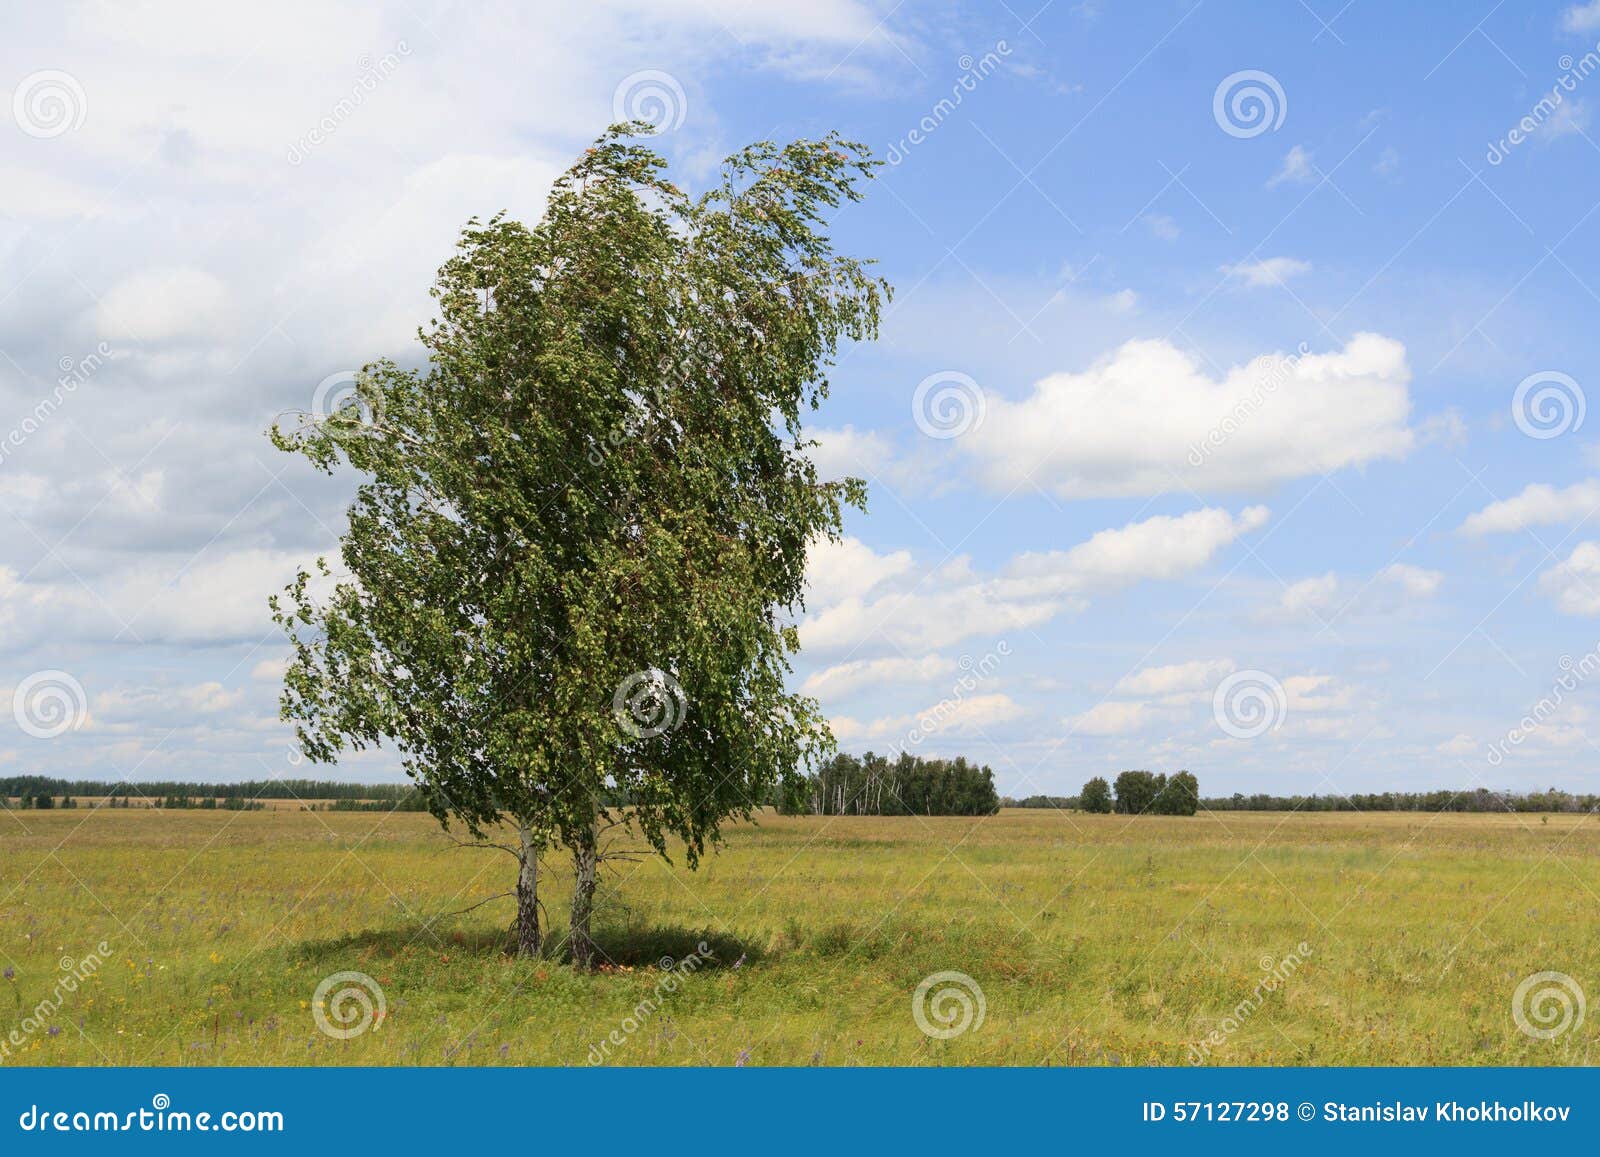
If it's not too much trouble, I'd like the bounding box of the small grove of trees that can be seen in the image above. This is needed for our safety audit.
[1112,770,1198,815]
[1079,776,1113,814]
[777,752,1000,816]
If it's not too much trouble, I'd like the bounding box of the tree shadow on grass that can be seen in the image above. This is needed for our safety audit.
[292,922,761,970]
[586,923,755,970]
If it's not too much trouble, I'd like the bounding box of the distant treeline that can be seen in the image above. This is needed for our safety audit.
[1199,788,1600,813]
[0,776,428,810]
[777,752,1001,816]
[1003,782,1600,814]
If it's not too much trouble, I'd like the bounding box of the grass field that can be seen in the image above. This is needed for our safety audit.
[1,805,1597,1066]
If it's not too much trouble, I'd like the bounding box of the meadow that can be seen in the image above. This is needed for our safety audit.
[1,804,1596,1066]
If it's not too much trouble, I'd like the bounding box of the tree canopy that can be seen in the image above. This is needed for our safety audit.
[269,124,889,959]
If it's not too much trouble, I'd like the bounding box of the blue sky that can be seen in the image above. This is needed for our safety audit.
[6,0,1600,798]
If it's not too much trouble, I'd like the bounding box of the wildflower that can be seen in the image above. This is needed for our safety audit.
[2,967,13,981]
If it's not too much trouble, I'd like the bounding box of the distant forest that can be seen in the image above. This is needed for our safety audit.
[1005,784,1600,814]
[6,774,1596,817]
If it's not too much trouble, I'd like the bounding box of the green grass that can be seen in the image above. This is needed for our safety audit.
[1,805,1596,1065]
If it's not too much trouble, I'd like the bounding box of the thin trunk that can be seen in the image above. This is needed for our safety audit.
[569,817,599,970]
[515,823,541,958]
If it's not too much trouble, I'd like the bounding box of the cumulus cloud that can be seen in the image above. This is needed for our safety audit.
[1540,542,1600,614]
[961,334,1413,497]
[831,692,1024,745]
[1221,257,1311,287]
[1067,700,1150,736]
[1268,145,1316,187]
[1274,563,1442,619]
[801,507,1268,652]
[1114,657,1236,698]
[800,654,956,699]
[1565,1,1600,33]
[1460,479,1600,535]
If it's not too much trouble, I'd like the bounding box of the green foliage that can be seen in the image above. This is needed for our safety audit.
[1157,770,1199,816]
[268,124,889,871]
[1079,775,1113,814]
[1113,770,1161,815]
[778,751,1001,816]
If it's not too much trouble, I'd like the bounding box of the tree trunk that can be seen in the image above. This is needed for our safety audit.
[568,822,599,970]
[515,823,541,958]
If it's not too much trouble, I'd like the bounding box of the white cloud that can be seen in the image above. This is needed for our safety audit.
[804,536,915,611]
[801,654,956,698]
[1115,657,1236,698]
[1284,674,1357,713]
[802,507,1268,652]
[1275,564,1441,619]
[1268,145,1315,187]
[1068,700,1148,735]
[1437,733,1477,756]
[831,691,1024,744]
[1460,479,1600,535]
[1143,214,1180,241]
[963,334,1413,497]
[1540,542,1600,614]
[1564,2,1600,34]
[1005,506,1270,595]
[92,268,230,344]
[1221,257,1311,287]
[1383,563,1444,598]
